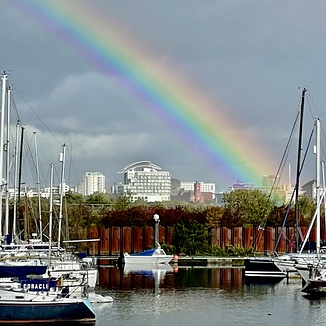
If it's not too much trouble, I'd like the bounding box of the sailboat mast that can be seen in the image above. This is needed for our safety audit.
[0,72,8,241]
[48,163,54,266]
[17,126,24,232]
[315,117,321,254]
[12,120,20,240]
[294,88,306,251]
[322,161,326,231]
[5,87,11,239]
[57,144,66,250]
[34,131,43,241]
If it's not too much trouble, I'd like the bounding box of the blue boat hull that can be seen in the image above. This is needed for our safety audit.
[0,299,96,324]
[0,265,47,278]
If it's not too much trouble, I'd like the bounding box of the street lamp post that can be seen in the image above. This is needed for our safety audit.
[153,214,160,249]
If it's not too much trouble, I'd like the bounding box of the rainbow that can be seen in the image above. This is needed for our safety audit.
[9,0,277,187]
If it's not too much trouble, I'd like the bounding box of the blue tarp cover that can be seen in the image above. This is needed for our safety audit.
[131,248,156,256]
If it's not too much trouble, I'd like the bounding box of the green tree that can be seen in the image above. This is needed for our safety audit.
[85,193,109,205]
[172,220,210,255]
[64,191,85,204]
[113,194,132,211]
[221,189,273,227]
[297,195,317,227]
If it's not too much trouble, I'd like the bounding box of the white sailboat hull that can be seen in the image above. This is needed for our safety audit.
[123,248,173,265]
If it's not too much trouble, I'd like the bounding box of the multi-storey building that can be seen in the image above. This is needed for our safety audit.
[78,172,106,196]
[262,174,279,188]
[175,181,216,203]
[115,161,171,202]
[228,180,255,191]
[180,181,216,195]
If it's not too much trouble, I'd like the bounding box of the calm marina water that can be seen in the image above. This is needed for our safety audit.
[91,266,326,326]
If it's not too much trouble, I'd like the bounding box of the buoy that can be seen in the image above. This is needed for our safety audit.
[173,254,179,261]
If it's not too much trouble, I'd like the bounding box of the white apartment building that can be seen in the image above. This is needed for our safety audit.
[43,183,70,198]
[7,183,70,199]
[115,161,171,202]
[78,172,106,196]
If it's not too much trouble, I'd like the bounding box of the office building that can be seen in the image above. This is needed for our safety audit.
[171,180,216,203]
[180,181,215,195]
[115,161,171,202]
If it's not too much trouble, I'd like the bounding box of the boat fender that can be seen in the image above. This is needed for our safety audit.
[56,276,63,287]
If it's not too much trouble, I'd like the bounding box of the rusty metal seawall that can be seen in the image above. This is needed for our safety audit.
[88,226,320,256]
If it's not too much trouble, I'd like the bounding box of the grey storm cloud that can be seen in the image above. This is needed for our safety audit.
[0,0,325,190]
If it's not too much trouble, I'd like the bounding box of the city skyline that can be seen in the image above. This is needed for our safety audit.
[17,155,317,195]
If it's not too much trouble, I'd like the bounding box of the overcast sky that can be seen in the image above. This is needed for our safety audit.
[1,0,326,192]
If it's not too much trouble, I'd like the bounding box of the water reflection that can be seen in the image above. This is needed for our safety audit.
[124,263,174,294]
[97,264,252,293]
[94,265,301,326]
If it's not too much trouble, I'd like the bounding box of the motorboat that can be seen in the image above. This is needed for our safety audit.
[123,247,173,265]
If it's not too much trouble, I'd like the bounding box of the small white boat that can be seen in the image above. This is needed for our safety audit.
[123,247,173,265]
[120,214,174,266]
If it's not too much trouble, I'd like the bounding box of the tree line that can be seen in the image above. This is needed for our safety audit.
[11,189,319,255]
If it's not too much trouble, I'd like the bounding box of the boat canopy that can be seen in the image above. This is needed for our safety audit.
[131,248,156,256]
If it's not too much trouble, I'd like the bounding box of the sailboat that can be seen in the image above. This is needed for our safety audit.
[0,73,97,323]
[244,88,318,279]
[0,73,98,293]
[120,214,173,265]
[299,249,326,296]
[0,257,47,278]
[295,117,326,296]
[34,159,98,289]
[42,152,98,289]
[0,274,96,324]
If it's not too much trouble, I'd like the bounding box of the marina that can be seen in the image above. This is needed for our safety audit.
[1,2,326,325]
[92,265,326,326]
